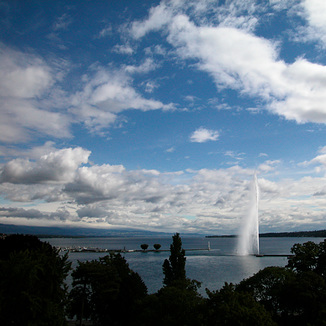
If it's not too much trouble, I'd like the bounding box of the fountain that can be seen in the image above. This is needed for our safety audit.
[237,173,260,255]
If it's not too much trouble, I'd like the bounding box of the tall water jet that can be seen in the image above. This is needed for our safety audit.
[237,173,260,255]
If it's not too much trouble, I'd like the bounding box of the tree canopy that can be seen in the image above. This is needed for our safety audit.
[68,253,147,326]
[3,234,326,325]
[0,234,71,326]
[162,233,187,287]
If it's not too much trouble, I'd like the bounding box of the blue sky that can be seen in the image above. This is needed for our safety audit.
[1,0,326,234]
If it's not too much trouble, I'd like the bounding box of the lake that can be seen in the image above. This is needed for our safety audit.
[44,236,325,295]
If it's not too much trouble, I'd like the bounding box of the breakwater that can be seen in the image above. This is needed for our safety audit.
[58,246,210,253]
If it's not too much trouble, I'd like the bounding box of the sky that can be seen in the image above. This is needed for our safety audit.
[1,0,326,235]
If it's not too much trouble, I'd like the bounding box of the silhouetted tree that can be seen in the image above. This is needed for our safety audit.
[0,234,71,326]
[287,241,320,273]
[205,283,276,326]
[237,240,326,325]
[141,243,149,251]
[163,233,187,287]
[237,266,295,321]
[153,243,161,251]
[286,239,326,278]
[68,253,147,326]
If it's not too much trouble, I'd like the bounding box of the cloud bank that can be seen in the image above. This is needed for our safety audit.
[1,145,326,233]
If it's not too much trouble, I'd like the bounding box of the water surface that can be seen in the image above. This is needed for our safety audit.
[45,236,324,295]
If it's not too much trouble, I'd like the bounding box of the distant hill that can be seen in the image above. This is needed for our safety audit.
[206,230,326,238]
[2,223,325,239]
[0,223,173,238]
[259,230,326,238]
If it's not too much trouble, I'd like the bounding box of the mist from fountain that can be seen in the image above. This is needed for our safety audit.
[237,173,260,256]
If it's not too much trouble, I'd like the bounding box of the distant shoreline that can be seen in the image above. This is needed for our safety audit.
[206,230,326,238]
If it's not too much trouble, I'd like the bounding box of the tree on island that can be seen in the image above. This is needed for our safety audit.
[153,243,161,251]
[141,243,149,251]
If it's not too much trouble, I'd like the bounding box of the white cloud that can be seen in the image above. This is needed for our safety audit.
[190,127,219,143]
[0,147,90,184]
[130,2,326,125]
[52,13,72,31]
[113,44,134,55]
[166,147,175,153]
[258,160,281,173]
[0,44,72,143]
[71,66,175,134]
[97,26,112,38]
[1,144,326,232]
[0,45,53,99]
[123,58,157,74]
[131,2,174,39]
[0,41,175,142]
[300,0,326,47]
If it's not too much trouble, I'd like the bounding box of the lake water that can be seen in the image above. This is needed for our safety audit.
[44,236,325,295]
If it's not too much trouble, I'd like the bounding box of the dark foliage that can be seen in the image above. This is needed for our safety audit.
[138,233,203,325]
[287,240,326,277]
[163,233,187,287]
[205,283,276,326]
[137,282,205,326]
[136,233,204,325]
[153,243,161,250]
[238,240,326,325]
[68,253,147,326]
[141,243,149,251]
[4,233,326,326]
[0,234,71,326]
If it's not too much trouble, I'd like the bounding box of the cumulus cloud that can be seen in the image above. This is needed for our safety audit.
[299,0,326,47]
[1,145,326,232]
[113,44,134,55]
[0,41,176,142]
[131,1,174,39]
[258,160,281,173]
[0,147,90,184]
[71,66,175,134]
[190,127,219,143]
[0,44,72,143]
[130,1,326,125]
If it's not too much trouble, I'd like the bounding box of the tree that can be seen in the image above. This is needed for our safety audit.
[68,253,147,326]
[136,233,203,325]
[153,243,161,251]
[237,241,326,325]
[141,243,149,251]
[162,233,187,287]
[0,234,71,326]
[287,239,326,277]
[287,241,320,273]
[205,283,276,326]
[237,266,295,321]
[137,282,205,326]
[277,271,326,325]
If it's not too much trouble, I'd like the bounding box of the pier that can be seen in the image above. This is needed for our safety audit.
[255,254,293,257]
[57,246,210,253]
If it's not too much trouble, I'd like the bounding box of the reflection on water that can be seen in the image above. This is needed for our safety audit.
[238,255,262,280]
